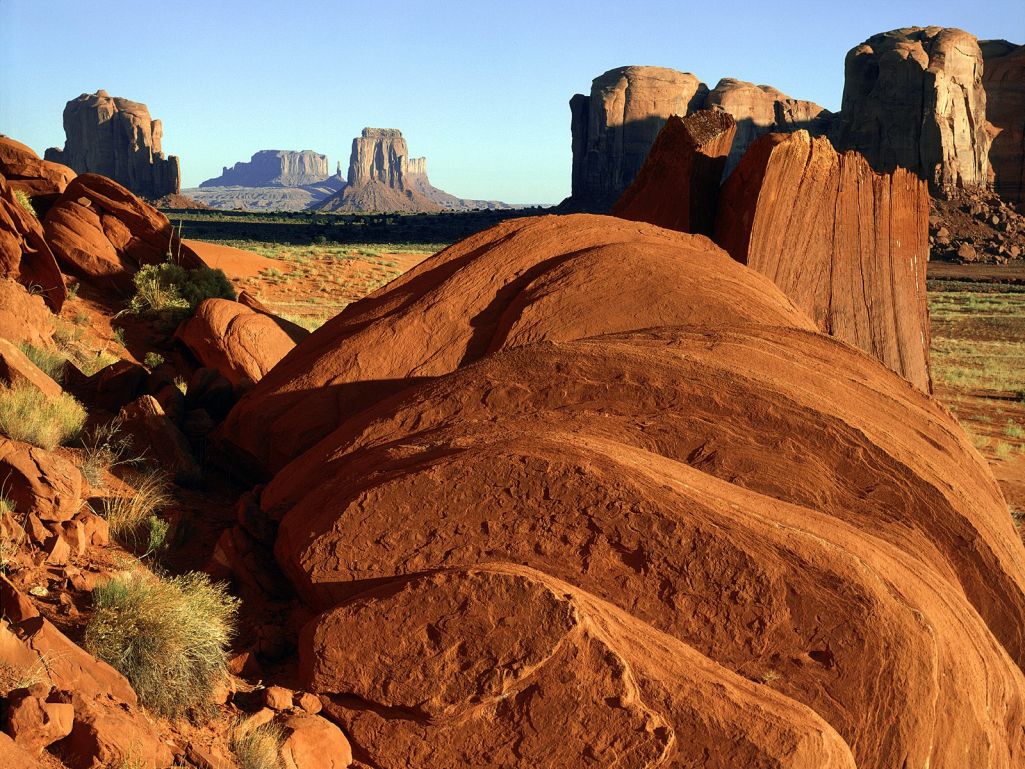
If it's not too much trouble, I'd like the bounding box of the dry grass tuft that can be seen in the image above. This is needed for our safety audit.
[84,569,239,719]
[230,719,285,769]
[0,383,86,450]
[101,470,171,548]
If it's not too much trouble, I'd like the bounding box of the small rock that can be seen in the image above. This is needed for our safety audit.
[957,242,978,262]
[27,585,48,598]
[263,685,293,711]
[4,691,74,753]
[278,713,352,769]
[295,692,322,715]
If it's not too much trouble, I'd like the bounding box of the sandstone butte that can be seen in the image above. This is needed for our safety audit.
[612,109,737,234]
[204,213,1025,767]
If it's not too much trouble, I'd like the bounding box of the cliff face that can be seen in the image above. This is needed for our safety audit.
[835,27,992,193]
[567,67,832,210]
[44,91,180,200]
[347,128,410,189]
[981,40,1025,206]
[200,150,331,188]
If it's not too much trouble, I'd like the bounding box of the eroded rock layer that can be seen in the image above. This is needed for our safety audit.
[44,91,180,200]
[240,215,1025,768]
[715,130,931,392]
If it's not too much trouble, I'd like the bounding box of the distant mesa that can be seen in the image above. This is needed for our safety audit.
[44,90,180,201]
[188,128,512,213]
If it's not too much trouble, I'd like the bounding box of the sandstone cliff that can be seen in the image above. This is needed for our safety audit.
[566,67,832,210]
[981,40,1025,206]
[834,27,992,193]
[200,150,331,188]
[44,91,180,200]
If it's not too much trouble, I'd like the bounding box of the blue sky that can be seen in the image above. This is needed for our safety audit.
[1,1,1021,204]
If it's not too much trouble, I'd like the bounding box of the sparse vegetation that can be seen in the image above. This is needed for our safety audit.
[174,376,188,395]
[0,495,24,572]
[143,352,165,369]
[101,470,171,547]
[84,569,239,719]
[129,261,235,317]
[12,188,36,218]
[79,418,136,487]
[1007,419,1025,440]
[18,342,67,383]
[995,441,1013,460]
[230,719,285,769]
[0,383,86,450]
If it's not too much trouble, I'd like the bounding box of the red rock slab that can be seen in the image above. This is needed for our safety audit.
[714,130,931,392]
[217,214,814,476]
[304,565,859,768]
[0,437,83,523]
[0,339,62,398]
[43,173,202,291]
[176,298,298,386]
[0,174,67,311]
[0,136,75,197]
[184,239,280,279]
[612,109,736,234]
[0,279,55,348]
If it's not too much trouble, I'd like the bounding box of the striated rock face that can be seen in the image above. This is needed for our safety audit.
[705,78,835,174]
[348,128,408,188]
[612,110,736,234]
[982,40,1025,206]
[570,66,708,209]
[835,27,992,193]
[715,130,931,392]
[200,150,331,188]
[216,214,813,476]
[44,91,180,200]
[239,213,1025,768]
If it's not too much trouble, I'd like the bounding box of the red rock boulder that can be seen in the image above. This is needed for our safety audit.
[0,135,75,210]
[176,299,298,386]
[0,438,83,522]
[715,130,931,392]
[0,174,67,311]
[0,339,62,398]
[0,279,55,347]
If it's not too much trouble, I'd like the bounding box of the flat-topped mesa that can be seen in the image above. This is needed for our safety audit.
[705,78,834,175]
[200,150,331,188]
[981,40,1025,206]
[566,66,833,211]
[44,90,180,200]
[347,127,410,189]
[834,27,992,194]
[406,156,428,179]
[612,110,737,234]
[715,130,931,393]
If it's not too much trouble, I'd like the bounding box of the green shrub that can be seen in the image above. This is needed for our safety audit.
[230,719,285,769]
[12,189,36,218]
[84,570,239,719]
[18,343,67,383]
[143,352,165,369]
[129,262,234,317]
[0,384,86,450]
[1007,419,1025,440]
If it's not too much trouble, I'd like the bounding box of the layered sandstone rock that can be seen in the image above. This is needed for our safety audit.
[200,150,331,188]
[835,27,992,193]
[216,214,813,475]
[0,136,75,209]
[981,40,1025,206]
[44,173,203,290]
[612,110,736,234]
[44,91,180,200]
[0,174,67,310]
[715,130,931,392]
[0,279,55,347]
[241,215,1025,768]
[567,66,832,210]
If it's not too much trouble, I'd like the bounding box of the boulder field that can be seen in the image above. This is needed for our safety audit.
[207,210,1025,768]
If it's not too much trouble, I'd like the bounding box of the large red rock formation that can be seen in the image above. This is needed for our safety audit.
[612,110,736,234]
[835,27,992,193]
[44,91,180,200]
[216,214,813,475]
[44,173,202,291]
[0,136,75,211]
[0,174,67,311]
[982,40,1025,206]
[715,130,931,392]
[242,215,1025,767]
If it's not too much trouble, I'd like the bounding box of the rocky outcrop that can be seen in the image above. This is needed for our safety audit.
[200,150,331,188]
[715,130,931,392]
[981,40,1025,206]
[834,27,992,193]
[44,91,180,200]
[566,66,832,210]
[0,136,75,211]
[236,214,1025,768]
[44,173,203,291]
[0,174,67,311]
[314,128,511,213]
[216,214,814,476]
[612,110,736,234]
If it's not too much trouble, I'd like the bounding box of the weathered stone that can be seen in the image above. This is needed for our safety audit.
[118,396,200,484]
[44,91,180,200]
[835,26,992,193]
[981,40,1025,206]
[715,130,931,392]
[4,691,74,753]
[0,339,62,398]
[278,713,352,769]
[0,438,83,522]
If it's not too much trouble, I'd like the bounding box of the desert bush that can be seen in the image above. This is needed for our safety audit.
[12,188,36,218]
[0,495,24,572]
[18,342,67,383]
[84,569,239,719]
[129,261,234,317]
[143,351,165,369]
[0,384,86,450]
[230,719,285,769]
[101,470,170,545]
[1007,419,1025,440]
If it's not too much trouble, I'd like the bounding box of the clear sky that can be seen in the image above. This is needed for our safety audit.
[1,0,1021,204]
